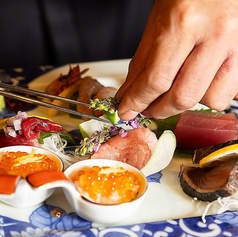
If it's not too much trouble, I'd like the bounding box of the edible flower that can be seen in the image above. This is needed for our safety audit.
[90,97,119,114]
[76,97,152,156]
[75,125,127,156]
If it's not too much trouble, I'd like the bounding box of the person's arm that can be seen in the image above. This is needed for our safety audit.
[116,0,238,120]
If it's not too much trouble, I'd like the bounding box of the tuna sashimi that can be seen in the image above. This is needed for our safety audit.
[91,128,157,169]
[174,111,238,149]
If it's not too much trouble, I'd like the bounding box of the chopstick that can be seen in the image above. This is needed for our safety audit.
[0,82,110,124]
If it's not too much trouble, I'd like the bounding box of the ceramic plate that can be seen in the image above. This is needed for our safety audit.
[1,59,237,236]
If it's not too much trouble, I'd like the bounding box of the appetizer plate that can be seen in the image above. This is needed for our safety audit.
[0,59,232,236]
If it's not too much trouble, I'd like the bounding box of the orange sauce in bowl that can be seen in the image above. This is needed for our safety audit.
[0,149,61,178]
[72,165,142,204]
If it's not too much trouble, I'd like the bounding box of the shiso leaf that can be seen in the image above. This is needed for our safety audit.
[38,132,75,145]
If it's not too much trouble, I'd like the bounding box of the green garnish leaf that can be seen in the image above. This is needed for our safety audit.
[59,132,75,144]
[155,114,180,138]
[38,132,53,144]
[38,132,75,145]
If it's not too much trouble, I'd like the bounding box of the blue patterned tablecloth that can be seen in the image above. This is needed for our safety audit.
[1,65,238,237]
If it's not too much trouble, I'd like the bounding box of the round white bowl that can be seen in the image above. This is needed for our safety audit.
[0,145,63,208]
[63,159,148,224]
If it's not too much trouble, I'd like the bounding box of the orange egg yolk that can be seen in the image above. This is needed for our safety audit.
[0,151,59,178]
[73,166,141,204]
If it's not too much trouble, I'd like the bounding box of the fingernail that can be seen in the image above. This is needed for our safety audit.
[141,109,151,118]
[119,110,139,121]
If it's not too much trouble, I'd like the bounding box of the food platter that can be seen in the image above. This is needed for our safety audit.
[1,59,238,236]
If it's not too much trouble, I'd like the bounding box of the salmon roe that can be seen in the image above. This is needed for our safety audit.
[74,166,141,204]
[0,150,59,178]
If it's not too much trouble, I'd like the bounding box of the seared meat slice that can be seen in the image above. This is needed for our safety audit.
[179,158,238,202]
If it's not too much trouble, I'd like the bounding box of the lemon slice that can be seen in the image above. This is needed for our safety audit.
[0,119,6,129]
[28,115,52,121]
[199,144,238,168]
[0,95,5,111]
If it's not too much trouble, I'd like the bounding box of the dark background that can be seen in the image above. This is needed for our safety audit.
[0,0,154,69]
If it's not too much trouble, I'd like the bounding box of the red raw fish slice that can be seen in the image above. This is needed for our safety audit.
[91,128,157,169]
[174,111,238,149]
[21,117,62,140]
[0,116,63,148]
[0,130,40,148]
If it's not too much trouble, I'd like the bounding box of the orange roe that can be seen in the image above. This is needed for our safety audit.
[73,166,141,204]
[0,151,59,178]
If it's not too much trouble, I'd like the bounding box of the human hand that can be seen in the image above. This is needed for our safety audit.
[116,0,238,120]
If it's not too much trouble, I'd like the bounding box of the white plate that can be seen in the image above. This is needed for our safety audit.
[0,59,215,227]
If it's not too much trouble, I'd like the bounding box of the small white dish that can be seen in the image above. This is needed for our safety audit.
[63,159,148,224]
[0,145,63,208]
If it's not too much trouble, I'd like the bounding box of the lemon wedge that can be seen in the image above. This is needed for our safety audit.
[199,144,238,168]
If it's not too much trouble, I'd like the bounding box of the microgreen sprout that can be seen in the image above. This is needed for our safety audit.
[75,125,127,156]
[90,97,119,114]
[90,97,152,126]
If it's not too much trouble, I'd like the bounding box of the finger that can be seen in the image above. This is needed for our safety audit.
[234,93,238,101]
[116,2,158,99]
[200,52,238,110]
[117,31,195,120]
[143,40,228,119]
